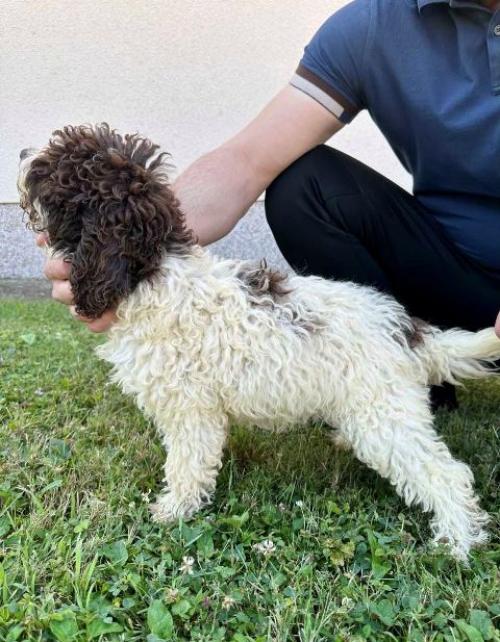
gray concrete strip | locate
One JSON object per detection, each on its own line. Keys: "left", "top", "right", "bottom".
{"left": 209, "top": 201, "right": 290, "bottom": 272}
{"left": 0, "top": 278, "right": 51, "bottom": 299}
{"left": 0, "top": 204, "right": 46, "bottom": 279}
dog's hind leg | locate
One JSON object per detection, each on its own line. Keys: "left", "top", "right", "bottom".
{"left": 331, "top": 386, "right": 489, "bottom": 559}
{"left": 149, "top": 411, "right": 228, "bottom": 523}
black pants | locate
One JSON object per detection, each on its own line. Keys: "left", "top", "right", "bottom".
{"left": 265, "top": 146, "right": 500, "bottom": 332}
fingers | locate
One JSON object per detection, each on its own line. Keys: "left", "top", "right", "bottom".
{"left": 51, "top": 279, "right": 74, "bottom": 305}
{"left": 35, "top": 232, "right": 116, "bottom": 333}
{"left": 44, "top": 257, "right": 71, "bottom": 281}
{"left": 38, "top": 233, "right": 74, "bottom": 304}
{"left": 41, "top": 245, "right": 74, "bottom": 306}
{"left": 36, "top": 232, "right": 49, "bottom": 248}
{"left": 70, "top": 307, "right": 118, "bottom": 333}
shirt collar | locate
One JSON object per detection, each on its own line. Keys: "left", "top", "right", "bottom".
{"left": 417, "top": 0, "right": 491, "bottom": 11}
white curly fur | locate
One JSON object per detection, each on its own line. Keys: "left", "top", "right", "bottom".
{"left": 95, "top": 245, "right": 499, "bottom": 560}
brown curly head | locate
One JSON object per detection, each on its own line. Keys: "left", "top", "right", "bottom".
{"left": 17, "top": 123, "right": 194, "bottom": 318}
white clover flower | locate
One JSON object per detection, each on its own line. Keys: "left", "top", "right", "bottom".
{"left": 341, "top": 597, "right": 354, "bottom": 609}
{"left": 278, "top": 502, "right": 286, "bottom": 512}
{"left": 141, "top": 489, "right": 151, "bottom": 504}
{"left": 222, "top": 595, "right": 236, "bottom": 610}
{"left": 165, "top": 588, "right": 179, "bottom": 603}
{"left": 252, "top": 539, "right": 276, "bottom": 556}
{"left": 179, "top": 555, "right": 195, "bottom": 574}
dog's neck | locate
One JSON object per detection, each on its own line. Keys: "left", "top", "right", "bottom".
{"left": 109, "top": 245, "right": 239, "bottom": 331}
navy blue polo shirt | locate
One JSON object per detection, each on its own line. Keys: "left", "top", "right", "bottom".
{"left": 290, "top": 0, "right": 500, "bottom": 271}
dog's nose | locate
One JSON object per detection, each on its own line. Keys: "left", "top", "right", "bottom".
{"left": 19, "top": 148, "right": 31, "bottom": 161}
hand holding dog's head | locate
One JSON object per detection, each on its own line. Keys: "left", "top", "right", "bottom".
{"left": 18, "top": 123, "right": 193, "bottom": 318}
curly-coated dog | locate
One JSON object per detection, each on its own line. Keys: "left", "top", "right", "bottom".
{"left": 18, "top": 124, "right": 500, "bottom": 559}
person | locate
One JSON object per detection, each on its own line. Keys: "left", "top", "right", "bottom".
{"left": 38, "top": 0, "right": 500, "bottom": 380}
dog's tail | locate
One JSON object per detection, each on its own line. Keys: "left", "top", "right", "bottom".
{"left": 418, "top": 326, "right": 500, "bottom": 385}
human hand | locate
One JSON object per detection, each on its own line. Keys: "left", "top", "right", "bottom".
{"left": 37, "top": 233, "right": 117, "bottom": 333}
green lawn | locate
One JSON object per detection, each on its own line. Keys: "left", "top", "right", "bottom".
{"left": 0, "top": 300, "right": 499, "bottom": 642}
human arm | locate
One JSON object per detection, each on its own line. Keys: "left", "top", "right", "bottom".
{"left": 174, "top": 85, "right": 343, "bottom": 245}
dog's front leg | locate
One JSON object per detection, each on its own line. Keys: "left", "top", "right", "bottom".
{"left": 150, "top": 411, "right": 228, "bottom": 523}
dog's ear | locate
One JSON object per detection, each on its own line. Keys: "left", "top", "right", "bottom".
{"left": 70, "top": 212, "right": 132, "bottom": 319}
{"left": 70, "top": 173, "right": 189, "bottom": 319}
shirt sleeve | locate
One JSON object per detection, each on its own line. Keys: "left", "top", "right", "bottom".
{"left": 290, "top": 0, "right": 371, "bottom": 124}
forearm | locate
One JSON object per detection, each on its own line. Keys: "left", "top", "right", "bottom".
{"left": 173, "top": 143, "right": 266, "bottom": 246}
{"left": 173, "top": 86, "right": 344, "bottom": 246}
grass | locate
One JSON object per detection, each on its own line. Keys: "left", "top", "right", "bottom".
{"left": 0, "top": 300, "right": 499, "bottom": 642}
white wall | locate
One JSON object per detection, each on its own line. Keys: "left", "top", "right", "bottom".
{"left": 1, "top": 0, "right": 411, "bottom": 203}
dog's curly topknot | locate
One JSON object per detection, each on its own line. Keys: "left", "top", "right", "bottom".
{"left": 21, "top": 123, "right": 194, "bottom": 318}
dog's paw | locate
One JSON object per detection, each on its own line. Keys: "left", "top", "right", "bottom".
{"left": 431, "top": 521, "right": 489, "bottom": 561}
{"left": 149, "top": 492, "right": 198, "bottom": 524}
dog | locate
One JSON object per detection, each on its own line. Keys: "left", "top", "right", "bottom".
{"left": 18, "top": 123, "right": 500, "bottom": 559}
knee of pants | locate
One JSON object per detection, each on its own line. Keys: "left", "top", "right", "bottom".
{"left": 265, "top": 145, "right": 353, "bottom": 244}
